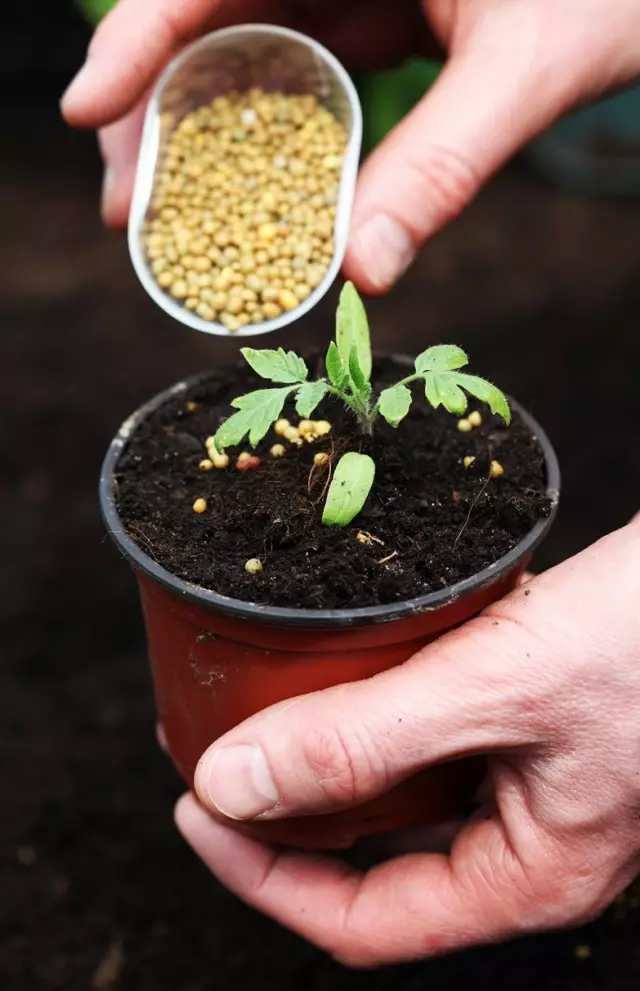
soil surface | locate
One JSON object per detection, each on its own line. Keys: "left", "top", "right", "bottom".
{"left": 116, "top": 358, "right": 550, "bottom": 608}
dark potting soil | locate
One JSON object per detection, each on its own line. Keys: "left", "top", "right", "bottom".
{"left": 115, "top": 356, "right": 551, "bottom": 609}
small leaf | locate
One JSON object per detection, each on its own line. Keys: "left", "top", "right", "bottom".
{"left": 215, "top": 387, "right": 296, "bottom": 449}
{"left": 213, "top": 409, "right": 255, "bottom": 451}
{"left": 325, "top": 341, "right": 348, "bottom": 389}
{"left": 336, "top": 282, "right": 372, "bottom": 382}
{"left": 322, "top": 453, "right": 376, "bottom": 527}
{"left": 296, "top": 381, "right": 328, "bottom": 418}
{"left": 241, "top": 347, "right": 308, "bottom": 384}
{"left": 415, "top": 345, "right": 468, "bottom": 374}
{"left": 451, "top": 373, "right": 511, "bottom": 425}
{"left": 348, "top": 347, "right": 372, "bottom": 402}
{"left": 378, "top": 384, "right": 412, "bottom": 427}
{"left": 424, "top": 373, "right": 468, "bottom": 415}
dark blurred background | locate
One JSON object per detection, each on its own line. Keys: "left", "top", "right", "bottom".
{"left": 2, "top": 4, "right": 639, "bottom": 990}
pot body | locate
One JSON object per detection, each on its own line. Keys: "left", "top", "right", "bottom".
{"left": 137, "top": 561, "right": 528, "bottom": 850}
{"left": 101, "top": 371, "right": 559, "bottom": 851}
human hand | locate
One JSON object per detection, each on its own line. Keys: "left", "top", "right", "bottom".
{"left": 62, "top": 0, "right": 640, "bottom": 293}
{"left": 173, "top": 518, "right": 640, "bottom": 967}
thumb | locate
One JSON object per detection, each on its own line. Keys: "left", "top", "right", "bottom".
{"left": 345, "top": 40, "right": 575, "bottom": 293}
{"left": 194, "top": 582, "right": 545, "bottom": 823}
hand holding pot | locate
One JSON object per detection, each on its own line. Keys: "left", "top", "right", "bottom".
{"left": 62, "top": 0, "right": 640, "bottom": 291}
{"left": 176, "top": 518, "right": 640, "bottom": 967}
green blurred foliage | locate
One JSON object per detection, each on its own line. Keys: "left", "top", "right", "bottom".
{"left": 354, "top": 59, "right": 442, "bottom": 154}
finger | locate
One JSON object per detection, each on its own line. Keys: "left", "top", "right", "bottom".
{"left": 193, "top": 582, "right": 546, "bottom": 823}
{"left": 61, "top": 0, "right": 225, "bottom": 128}
{"left": 98, "top": 100, "right": 147, "bottom": 227}
{"left": 174, "top": 792, "right": 559, "bottom": 966}
{"left": 344, "top": 36, "right": 580, "bottom": 293}
{"left": 61, "top": 0, "right": 289, "bottom": 128}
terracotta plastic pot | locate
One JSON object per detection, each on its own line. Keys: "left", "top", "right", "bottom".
{"left": 100, "top": 374, "right": 560, "bottom": 850}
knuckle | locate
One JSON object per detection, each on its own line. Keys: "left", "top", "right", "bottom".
{"left": 404, "top": 144, "right": 479, "bottom": 228}
{"left": 523, "top": 874, "right": 576, "bottom": 929}
{"left": 455, "top": 609, "right": 556, "bottom": 734}
{"left": 515, "top": 852, "right": 611, "bottom": 932}
{"left": 300, "top": 721, "right": 382, "bottom": 807}
{"left": 330, "top": 910, "right": 385, "bottom": 969}
{"left": 155, "top": 2, "right": 186, "bottom": 46}
{"left": 300, "top": 725, "right": 360, "bottom": 805}
{"left": 541, "top": 857, "right": 621, "bottom": 928}
{"left": 453, "top": 822, "right": 603, "bottom": 937}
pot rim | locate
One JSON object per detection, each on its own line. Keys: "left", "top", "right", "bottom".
{"left": 100, "top": 367, "right": 560, "bottom": 629}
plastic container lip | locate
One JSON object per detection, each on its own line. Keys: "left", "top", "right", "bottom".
{"left": 128, "top": 23, "right": 363, "bottom": 339}
{"left": 100, "top": 367, "right": 561, "bottom": 630}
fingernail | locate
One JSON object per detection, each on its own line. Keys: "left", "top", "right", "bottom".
{"left": 350, "top": 214, "right": 415, "bottom": 289}
{"left": 200, "top": 745, "right": 279, "bottom": 821}
{"left": 61, "top": 60, "right": 95, "bottom": 112}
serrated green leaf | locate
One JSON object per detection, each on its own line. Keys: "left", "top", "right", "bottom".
{"left": 348, "top": 347, "right": 372, "bottom": 402}
{"left": 241, "top": 347, "right": 308, "bottom": 384}
{"left": 451, "top": 373, "right": 511, "bottom": 424}
{"left": 336, "top": 282, "right": 372, "bottom": 382}
{"left": 212, "top": 409, "right": 255, "bottom": 451}
{"left": 215, "top": 387, "right": 296, "bottom": 449}
{"left": 296, "top": 381, "right": 328, "bottom": 418}
{"left": 378, "top": 384, "right": 412, "bottom": 427}
{"left": 325, "top": 341, "right": 348, "bottom": 389}
{"left": 322, "top": 453, "right": 375, "bottom": 527}
{"left": 424, "top": 373, "right": 468, "bottom": 415}
{"left": 415, "top": 345, "right": 468, "bottom": 374}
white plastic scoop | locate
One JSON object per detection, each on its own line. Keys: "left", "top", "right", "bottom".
{"left": 128, "top": 23, "right": 363, "bottom": 337}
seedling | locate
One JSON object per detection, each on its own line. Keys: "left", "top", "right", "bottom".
{"left": 214, "top": 283, "right": 511, "bottom": 526}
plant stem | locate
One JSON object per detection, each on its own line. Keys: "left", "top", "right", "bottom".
{"left": 393, "top": 373, "right": 422, "bottom": 390}
{"left": 326, "top": 374, "right": 425, "bottom": 434}
{"left": 325, "top": 384, "right": 373, "bottom": 434}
